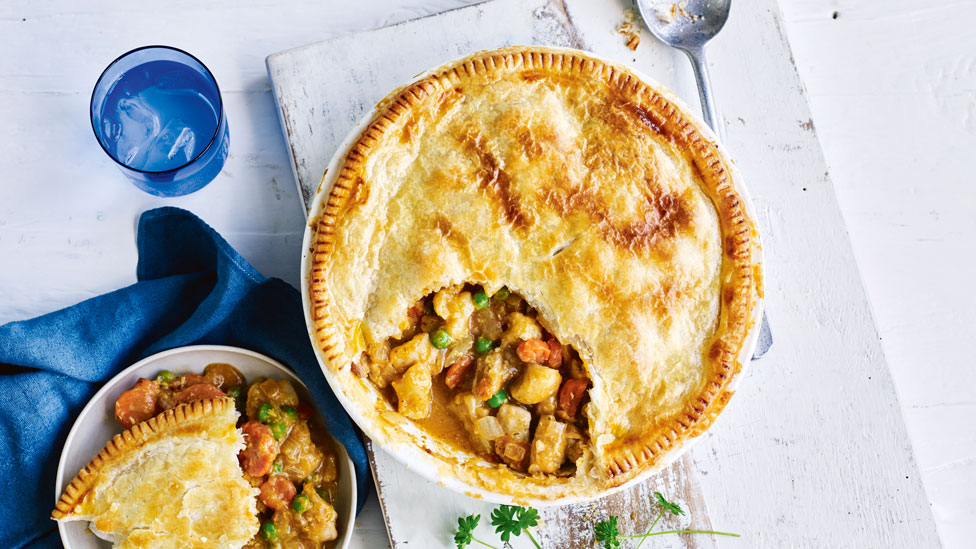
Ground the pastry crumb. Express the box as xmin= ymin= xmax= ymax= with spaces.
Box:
xmin=655 ymin=1 xmax=703 ymax=23
xmin=616 ymin=20 xmax=641 ymax=51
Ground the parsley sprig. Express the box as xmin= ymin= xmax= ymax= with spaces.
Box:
xmin=454 ymin=505 xmax=541 ymax=549
xmin=490 ymin=505 xmax=542 ymax=549
xmin=593 ymin=515 xmax=621 ymax=549
xmin=454 ymin=514 xmax=500 ymax=549
xmin=593 ymin=492 xmax=739 ymax=548
xmin=454 ymin=493 xmax=736 ymax=548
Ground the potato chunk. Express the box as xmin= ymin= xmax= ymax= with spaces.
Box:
xmin=392 ymin=362 xmax=433 ymax=419
xmin=535 ymin=393 xmax=558 ymax=415
xmin=443 ymin=291 xmax=475 ymax=339
xmin=389 ymin=333 xmax=435 ymax=373
xmin=501 ymin=312 xmax=542 ymax=347
xmin=432 ymin=286 xmax=459 ymax=318
xmin=496 ymin=403 xmax=532 ymax=442
xmin=510 ymin=363 xmax=562 ymax=405
xmin=529 ymin=415 xmax=568 ymax=475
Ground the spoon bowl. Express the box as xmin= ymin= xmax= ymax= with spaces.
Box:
xmin=636 ymin=0 xmax=731 ymax=52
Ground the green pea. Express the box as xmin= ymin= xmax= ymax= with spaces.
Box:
xmin=474 ymin=336 xmax=496 ymax=355
xmin=429 ymin=328 xmax=453 ymax=349
xmin=291 ymin=494 xmax=311 ymax=514
xmin=493 ymin=287 xmax=510 ymax=300
xmin=270 ymin=421 xmax=288 ymax=440
xmin=257 ymin=403 xmax=274 ymax=423
xmin=271 ymin=460 xmax=283 ymax=475
xmin=282 ymin=405 xmax=298 ymax=420
xmin=260 ymin=520 xmax=277 ymax=542
xmin=155 ymin=370 xmax=176 ymax=384
xmin=226 ymin=385 xmax=241 ymax=400
xmin=487 ymin=390 xmax=507 ymax=408
xmin=472 ymin=287 xmax=489 ymax=309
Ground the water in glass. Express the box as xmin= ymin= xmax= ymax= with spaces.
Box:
xmin=99 ymin=60 xmax=218 ymax=173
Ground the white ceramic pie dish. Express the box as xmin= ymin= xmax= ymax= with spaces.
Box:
xmin=55 ymin=344 xmax=356 ymax=549
xmin=299 ymin=46 xmax=764 ymax=506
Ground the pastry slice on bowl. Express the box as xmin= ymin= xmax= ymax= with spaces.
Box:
xmin=52 ymin=398 xmax=259 ymax=548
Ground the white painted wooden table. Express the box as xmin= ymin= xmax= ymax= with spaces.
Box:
xmin=1 ymin=0 xmax=972 ymax=547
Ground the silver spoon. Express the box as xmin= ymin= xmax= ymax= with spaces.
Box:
xmin=636 ymin=0 xmax=773 ymax=359
xmin=636 ymin=0 xmax=730 ymax=139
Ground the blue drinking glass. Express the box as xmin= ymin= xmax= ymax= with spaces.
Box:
xmin=90 ymin=46 xmax=229 ymax=197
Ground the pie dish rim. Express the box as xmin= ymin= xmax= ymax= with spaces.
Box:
xmin=299 ymin=46 xmax=764 ymax=505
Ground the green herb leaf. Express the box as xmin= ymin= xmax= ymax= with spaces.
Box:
xmin=454 ymin=514 xmax=480 ymax=549
xmin=516 ymin=506 xmax=543 ymax=549
xmin=594 ymin=515 xmax=621 ymax=549
xmin=654 ymin=492 xmax=685 ymax=516
xmin=515 ymin=506 xmax=540 ymax=530
xmin=490 ymin=505 xmax=519 ymax=542
xmin=489 ymin=505 xmax=540 ymax=543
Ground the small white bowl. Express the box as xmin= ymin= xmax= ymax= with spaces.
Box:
xmin=55 ymin=344 xmax=356 ymax=549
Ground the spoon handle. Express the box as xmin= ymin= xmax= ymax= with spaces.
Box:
xmin=685 ymin=46 xmax=773 ymax=359
xmin=685 ymin=47 xmax=725 ymax=141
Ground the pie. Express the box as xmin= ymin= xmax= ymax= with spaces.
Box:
xmin=306 ymin=46 xmax=762 ymax=500
xmin=56 ymin=364 xmax=343 ymax=548
xmin=52 ymin=398 xmax=260 ymax=547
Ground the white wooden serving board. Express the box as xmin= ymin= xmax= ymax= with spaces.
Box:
xmin=267 ymin=0 xmax=942 ymax=546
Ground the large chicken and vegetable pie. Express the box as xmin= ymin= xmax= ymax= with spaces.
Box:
xmin=308 ymin=47 xmax=762 ymax=500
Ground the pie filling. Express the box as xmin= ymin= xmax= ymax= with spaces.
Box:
xmin=357 ymin=284 xmax=591 ymax=477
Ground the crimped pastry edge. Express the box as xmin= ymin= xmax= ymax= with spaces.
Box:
xmin=51 ymin=397 xmax=238 ymax=520
xmin=304 ymin=46 xmax=763 ymax=501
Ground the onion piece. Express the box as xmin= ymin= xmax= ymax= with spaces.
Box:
xmin=474 ymin=416 xmax=505 ymax=441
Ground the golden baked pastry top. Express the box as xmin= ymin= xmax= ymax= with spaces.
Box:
xmin=307 ymin=47 xmax=761 ymax=500
xmin=52 ymin=398 xmax=259 ymax=547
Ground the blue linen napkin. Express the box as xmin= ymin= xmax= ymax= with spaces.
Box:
xmin=0 ymin=206 xmax=369 ymax=548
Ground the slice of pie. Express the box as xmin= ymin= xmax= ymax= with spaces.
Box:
xmin=52 ymin=398 xmax=259 ymax=547
xmin=307 ymin=46 xmax=763 ymax=500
